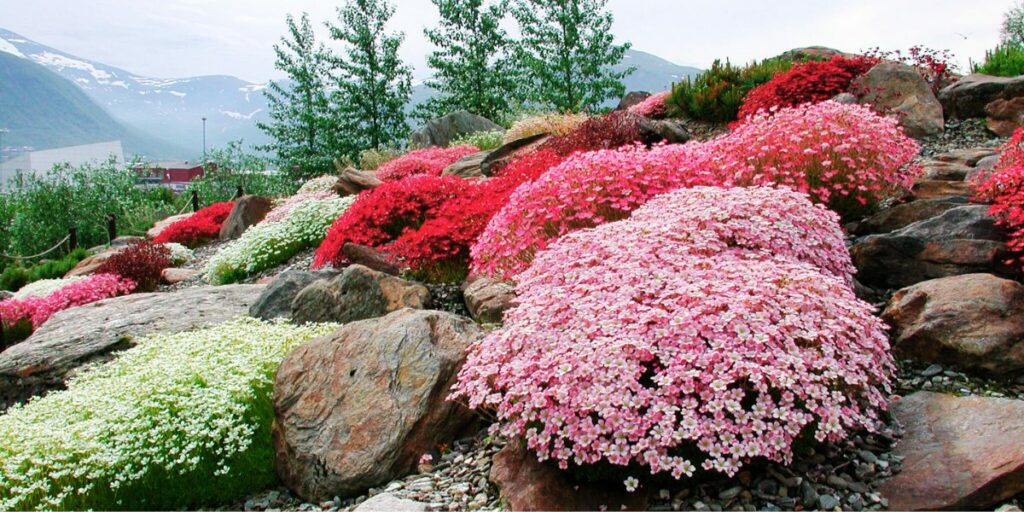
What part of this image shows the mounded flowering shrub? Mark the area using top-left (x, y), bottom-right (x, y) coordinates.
top-left (375, 145), bottom-right (479, 181)
top-left (296, 174), bottom-right (340, 194)
top-left (0, 273), bottom-right (136, 341)
top-left (313, 175), bottom-right (471, 269)
top-left (11, 276), bottom-right (87, 300)
top-left (263, 189), bottom-right (337, 224)
top-left (0, 318), bottom-right (338, 510)
top-left (454, 188), bottom-right (893, 484)
top-left (628, 91), bottom-right (671, 118)
top-left (503, 113), bottom-right (590, 143)
top-left (98, 240), bottom-right (172, 292)
top-left (707, 101), bottom-right (921, 219)
top-left (541, 111), bottom-right (646, 156)
top-left (206, 194), bottom-right (355, 284)
top-left (737, 55), bottom-right (878, 120)
top-left (163, 242), bottom-right (194, 266)
top-left (152, 201), bottom-right (234, 247)
top-left (974, 131), bottom-right (1024, 269)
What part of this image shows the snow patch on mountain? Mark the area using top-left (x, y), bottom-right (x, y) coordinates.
top-left (220, 109), bottom-right (263, 120)
top-left (0, 37), bottom-right (24, 58)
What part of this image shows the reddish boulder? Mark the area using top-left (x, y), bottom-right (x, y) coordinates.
top-left (911, 179), bottom-right (973, 200)
top-left (64, 249), bottom-right (120, 278)
top-left (933, 147), bottom-right (1000, 166)
top-left (219, 195), bottom-right (273, 240)
top-left (343, 243), bottom-right (402, 276)
top-left (160, 267), bottom-right (200, 285)
top-left (921, 161), bottom-right (971, 181)
top-left (986, 96), bottom-right (1024, 137)
top-left (853, 62), bottom-right (944, 138)
top-left (880, 391), bottom-right (1024, 510)
top-left (333, 164), bottom-right (382, 197)
top-left (462, 276), bottom-right (516, 324)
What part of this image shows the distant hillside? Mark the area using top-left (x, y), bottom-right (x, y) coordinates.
top-left (0, 51), bottom-right (185, 157)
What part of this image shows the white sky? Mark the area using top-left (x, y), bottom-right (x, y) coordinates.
top-left (0, 0), bottom-right (1012, 83)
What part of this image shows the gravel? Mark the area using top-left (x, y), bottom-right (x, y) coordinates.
top-left (917, 117), bottom-right (1004, 158)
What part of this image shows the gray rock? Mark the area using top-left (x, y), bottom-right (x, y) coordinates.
top-left (409, 111), bottom-right (502, 149)
top-left (818, 494), bottom-right (840, 510)
top-left (617, 91), bottom-right (652, 110)
top-left (291, 265), bottom-right (430, 324)
top-left (853, 198), bottom-right (966, 236)
top-left (479, 133), bottom-right (550, 176)
top-left (0, 284), bottom-right (266, 410)
top-left (854, 62), bottom-right (944, 138)
top-left (921, 364), bottom-right (944, 377)
top-left (249, 270), bottom-right (338, 320)
top-left (353, 494), bottom-right (427, 512)
top-left (461, 276), bottom-right (515, 324)
top-left (442, 151), bottom-right (491, 179)
top-left (800, 480), bottom-right (819, 508)
top-left (940, 73), bottom-right (1024, 119)
top-left (893, 205), bottom-right (1003, 242)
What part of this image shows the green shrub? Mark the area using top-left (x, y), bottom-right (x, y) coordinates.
top-left (666, 58), bottom-right (792, 123)
top-left (0, 318), bottom-right (339, 510)
top-left (451, 130), bottom-right (504, 150)
top-left (973, 44), bottom-right (1024, 77)
top-left (186, 142), bottom-right (298, 204)
top-left (0, 248), bottom-right (91, 292)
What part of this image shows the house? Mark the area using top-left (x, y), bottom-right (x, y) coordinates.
top-left (0, 140), bottom-right (124, 185)
top-left (138, 161), bottom-right (206, 192)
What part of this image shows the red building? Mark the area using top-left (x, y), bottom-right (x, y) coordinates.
top-left (135, 161), bottom-right (208, 192)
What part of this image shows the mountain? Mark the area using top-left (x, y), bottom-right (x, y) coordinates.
top-left (0, 51), bottom-right (186, 158)
top-left (0, 28), bottom-right (269, 159)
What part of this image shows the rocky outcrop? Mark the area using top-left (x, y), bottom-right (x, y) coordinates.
top-left (409, 111), bottom-right (502, 149)
top-left (638, 117), bottom-right (691, 144)
top-left (249, 270), bottom-right (339, 321)
top-left (273, 309), bottom-right (481, 501)
top-left (219, 195), bottom-right (274, 240)
top-left (333, 164), bottom-right (382, 197)
top-left (854, 198), bottom-right (965, 236)
top-left (291, 265), bottom-right (430, 324)
top-left (910, 179), bottom-right (973, 200)
top-left (462, 276), bottom-right (515, 324)
top-left (880, 391), bottom-right (1024, 510)
top-left (777, 46), bottom-right (851, 62)
top-left (442, 151), bottom-right (491, 179)
top-left (342, 243), bottom-right (402, 276)
top-left (490, 443), bottom-right (650, 511)
top-left (851, 205), bottom-right (1009, 288)
top-left (883, 273), bottom-right (1024, 376)
top-left (0, 284), bottom-right (265, 410)
top-left (853, 62), bottom-right (943, 138)
top-left (64, 249), bottom-right (119, 277)
top-left (939, 73), bottom-right (1024, 119)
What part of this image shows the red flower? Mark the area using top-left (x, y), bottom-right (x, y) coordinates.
top-left (152, 202), bottom-right (235, 247)
top-left (736, 56), bottom-right (878, 121)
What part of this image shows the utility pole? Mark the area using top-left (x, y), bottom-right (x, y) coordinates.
top-left (0, 128), bottom-right (8, 161)
top-left (201, 117), bottom-right (207, 161)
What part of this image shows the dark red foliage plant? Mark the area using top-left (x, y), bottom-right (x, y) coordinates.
top-left (541, 110), bottom-right (646, 156)
top-left (152, 201), bottom-right (234, 247)
top-left (736, 55), bottom-right (879, 120)
top-left (98, 240), bottom-right (172, 292)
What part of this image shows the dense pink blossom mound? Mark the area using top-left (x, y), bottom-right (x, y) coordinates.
top-left (375, 145), bottom-right (479, 181)
top-left (454, 187), bottom-right (893, 480)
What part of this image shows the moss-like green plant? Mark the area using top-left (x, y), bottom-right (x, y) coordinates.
top-left (666, 58), bottom-right (792, 123)
top-left (973, 44), bottom-right (1024, 77)
top-left (451, 130), bottom-right (505, 151)
top-left (0, 318), bottom-right (339, 511)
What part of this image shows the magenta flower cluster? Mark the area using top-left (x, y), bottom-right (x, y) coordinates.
top-left (453, 186), bottom-right (893, 480)
top-left (375, 145), bottom-right (479, 181)
top-left (0, 273), bottom-right (137, 330)
top-left (628, 91), bottom-right (670, 118)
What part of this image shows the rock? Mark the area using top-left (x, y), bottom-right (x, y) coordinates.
top-left (110, 236), bottom-right (145, 248)
top-left (490, 443), bottom-right (650, 511)
top-left (220, 195), bottom-right (274, 240)
top-left (854, 198), bottom-right (965, 236)
top-left (249, 270), bottom-right (339, 321)
top-left (880, 391), bottom-right (1024, 510)
top-left (342, 243), bottom-right (402, 276)
top-left (160, 267), bottom-right (200, 285)
top-left (921, 161), bottom-right (971, 181)
top-left (409, 111), bottom-right (503, 149)
top-left (638, 118), bottom-right (691, 144)
top-left (0, 290), bottom-right (12, 302)
top-left (354, 494), bottom-right (427, 512)
top-left (986, 96), bottom-right (1024, 136)
top-left (933, 147), bottom-right (1000, 166)
top-left (0, 285), bottom-right (265, 410)
top-left (911, 179), bottom-right (973, 200)
top-left (64, 248), bottom-right (120, 277)
top-left (617, 91), bottom-right (652, 111)
top-left (480, 133), bottom-right (550, 176)
top-left (893, 205), bottom-right (1003, 242)
top-left (832, 92), bottom-right (858, 104)
top-left (939, 73), bottom-right (1024, 119)
top-left (291, 265), bottom-right (430, 324)
top-left (883, 273), bottom-right (1024, 375)
top-left (147, 213), bottom-right (192, 239)
top-left (968, 154), bottom-right (1001, 182)
top-left (777, 46), bottom-right (852, 62)
top-left (817, 494), bottom-right (840, 510)
top-left (853, 62), bottom-right (944, 138)
top-left (461, 276), bottom-right (515, 324)
top-left (333, 164), bottom-right (382, 197)
top-left (442, 151), bottom-right (491, 179)
top-left (273, 309), bottom-right (481, 500)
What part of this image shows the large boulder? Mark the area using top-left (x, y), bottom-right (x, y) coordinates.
top-left (442, 151), bottom-right (491, 179)
top-left (638, 117), bottom-right (691, 144)
top-left (249, 269), bottom-right (339, 320)
top-left (0, 284), bottom-right (265, 410)
top-left (879, 391), bottom-right (1024, 510)
top-left (616, 91), bottom-right (651, 111)
top-left (462, 276), bottom-right (515, 324)
top-left (273, 309), bottom-right (482, 500)
top-left (851, 205), bottom-right (1010, 288)
top-left (291, 264), bottom-right (430, 324)
top-left (64, 248), bottom-right (119, 278)
top-left (853, 198), bottom-right (965, 236)
top-left (333, 163), bottom-right (382, 197)
top-left (220, 195), bottom-right (274, 240)
top-left (986, 96), bottom-right (1024, 136)
top-left (853, 62), bottom-right (944, 138)
top-left (409, 111), bottom-right (502, 149)
top-left (777, 46), bottom-right (852, 62)
top-left (939, 73), bottom-right (1024, 119)
top-left (490, 443), bottom-right (650, 511)
top-left (882, 273), bottom-right (1024, 375)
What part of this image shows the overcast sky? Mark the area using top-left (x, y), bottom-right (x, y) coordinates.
top-left (0, 0), bottom-right (1012, 83)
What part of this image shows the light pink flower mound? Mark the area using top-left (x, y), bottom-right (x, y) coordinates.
top-left (453, 188), bottom-right (893, 480)
top-left (628, 91), bottom-right (670, 118)
top-left (0, 273), bottom-right (137, 329)
top-left (375, 145), bottom-right (480, 181)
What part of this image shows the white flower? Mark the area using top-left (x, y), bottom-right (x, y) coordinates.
top-left (624, 476), bottom-right (639, 493)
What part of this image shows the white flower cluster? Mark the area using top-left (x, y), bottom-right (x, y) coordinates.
top-left (161, 242), bottom-right (194, 266)
top-left (12, 276), bottom-right (87, 300)
top-left (205, 194), bottom-right (355, 284)
top-left (296, 175), bottom-right (338, 195)
top-left (0, 318), bottom-right (339, 510)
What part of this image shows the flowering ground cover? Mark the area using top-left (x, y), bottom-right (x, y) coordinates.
top-left (0, 318), bottom-right (339, 510)
top-left (503, 113), bottom-right (590, 143)
top-left (974, 128), bottom-right (1024, 270)
top-left (628, 91), bottom-right (671, 118)
top-left (375, 145), bottom-right (479, 181)
top-left (0, 273), bottom-right (137, 342)
top-left (454, 186), bottom-right (893, 486)
top-left (152, 201), bottom-right (235, 247)
top-left (736, 55), bottom-right (878, 120)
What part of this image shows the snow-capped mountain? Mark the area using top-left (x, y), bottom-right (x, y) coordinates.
top-left (0, 28), bottom-right (271, 158)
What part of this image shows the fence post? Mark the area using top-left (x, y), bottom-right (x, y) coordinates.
top-left (0, 320), bottom-right (5, 353)
top-left (234, 185), bottom-right (244, 200)
top-left (68, 227), bottom-right (78, 251)
top-left (106, 214), bottom-right (117, 242)
top-left (191, 191), bottom-right (199, 212)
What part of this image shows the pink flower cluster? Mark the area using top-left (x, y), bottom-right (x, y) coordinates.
top-left (453, 187), bottom-right (893, 480)
top-left (0, 273), bottom-right (137, 330)
top-left (471, 101), bottom-right (920, 280)
top-left (628, 91), bottom-right (671, 118)
top-left (263, 190), bottom-right (337, 224)
top-left (375, 145), bottom-right (479, 181)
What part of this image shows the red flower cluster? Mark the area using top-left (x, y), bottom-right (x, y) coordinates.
top-left (152, 202), bottom-right (234, 247)
top-left (98, 241), bottom-right (172, 292)
top-left (974, 128), bottom-right (1024, 270)
top-left (375, 145), bottom-right (479, 181)
top-left (312, 175), bottom-right (471, 269)
top-left (737, 56), bottom-right (878, 120)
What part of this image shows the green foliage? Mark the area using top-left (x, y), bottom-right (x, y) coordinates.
top-left (358, 147), bottom-right (402, 171)
top-left (328, 0), bottom-right (413, 152)
top-left (415, 0), bottom-right (521, 124)
top-left (256, 13), bottom-right (341, 179)
top-left (0, 319), bottom-right (339, 511)
top-left (451, 130), bottom-right (504, 150)
top-left (973, 44), bottom-right (1024, 77)
top-left (511, 0), bottom-right (633, 113)
top-left (0, 248), bottom-right (91, 292)
top-left (666, 58), bottom-right (792, 123)
top-left (186, 141), bottom-right (299, 204)
top-left (1003, 1), bottom-right (1024, 47)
